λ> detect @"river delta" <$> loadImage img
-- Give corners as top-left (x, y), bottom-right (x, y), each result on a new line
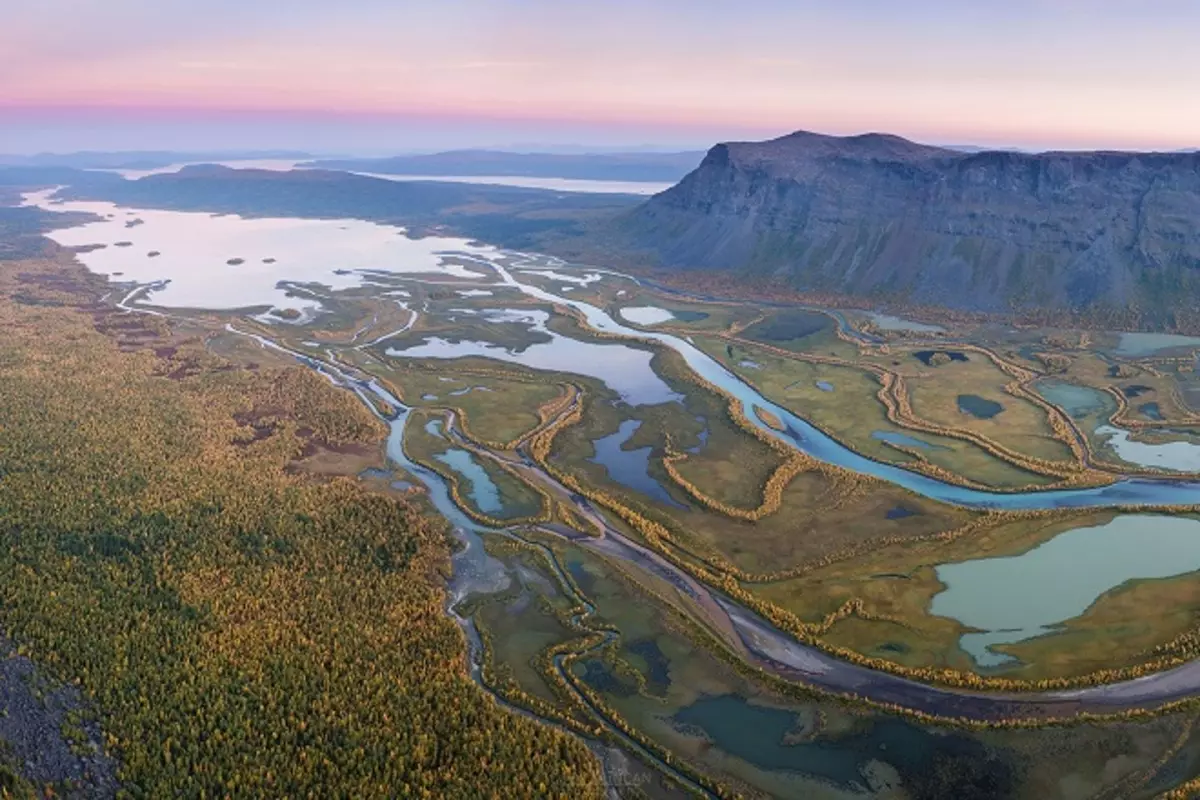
top-left (20, 186), bottom-right (1200, 798)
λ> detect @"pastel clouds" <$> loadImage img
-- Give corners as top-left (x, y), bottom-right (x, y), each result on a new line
top-left (2, 0), bottom-right (1198, 152)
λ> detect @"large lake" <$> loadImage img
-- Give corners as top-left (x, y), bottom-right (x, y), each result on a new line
top-left (930, 515), bottom-right (1200, 666)
top-left (25, 191), bottom-right (489, 313)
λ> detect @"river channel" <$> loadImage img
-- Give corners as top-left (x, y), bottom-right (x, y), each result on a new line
top-left (32, 191), bottom-right (1200, 729)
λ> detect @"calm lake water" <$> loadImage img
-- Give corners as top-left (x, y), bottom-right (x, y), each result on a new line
top-left (930, 515), bottom-right (1200, 666)
top-left (957, 394), bottom-right (1004, 419)
top-left (99, 161), bottom-right (672, 195)
top-left (386, 308), bottom-right (681, 406)
top-left (863, 311), bottom-right (946, 334)
top-left (25, 191), bottom-right (489, 312)
top-left (347, 172), bottom-right (672, 195)
top-left (434, 449), bottom-right (502, 513)
top-left (1116, 333), bottom-right (1200, 356)
top-left (671, 694), bottom-right (982, 789)
top-left (620, 306), bottom-right (675, 325)
top-left (1035, 380), bottom-right (1111, 419)
top-left (1095, 426), bottom-right (1200, 472)
top-left (589, 420), bottom-right (686, 508)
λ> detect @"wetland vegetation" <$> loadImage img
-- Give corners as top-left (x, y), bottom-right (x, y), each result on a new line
top-left (6, 185), bottom-right (1200, 796)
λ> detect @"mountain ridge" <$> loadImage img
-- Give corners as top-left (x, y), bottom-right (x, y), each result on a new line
top-left (618, 130), bottom-right (1200, 323)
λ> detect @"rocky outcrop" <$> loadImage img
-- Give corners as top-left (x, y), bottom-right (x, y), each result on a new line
top-left (621, 131), bottom-right (1200, 320)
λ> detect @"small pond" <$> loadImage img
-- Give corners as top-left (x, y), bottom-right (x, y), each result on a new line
top-left (886, 506), bottom-right (918, 520)
top-left (1035, 380), bottom-right (1110, 419)
top-left (744, 311), bottom-right (829, 343)
top-left (930, 514), bottom-right (1200, 666)
top-left (816, 380), bottom-right (834, 392)
top-left (1115, 332), bottom-right (1200, 357)
top-left (957, 394), bottom-right (1004, 419)
top-left (913, 350), bottom-right (968, 366)
top-left (620, 306), bottom-right (675, 325)
top-left (864, 312), bottom-right (946, 334)
top-left (1140, 402), bottom-right (1164, 421)
top-left (1095, 426), bottom-right (1200, 472)
top-left (672, 694), bottom-right (1007, 790)
top-left (589, 419), bottom-right (686, 508)
top-left (626, 639), bottom-right (671, 692)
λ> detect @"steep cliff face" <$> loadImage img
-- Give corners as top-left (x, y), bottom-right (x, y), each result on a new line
top-left (622, 131), bottom-right (1200, 317)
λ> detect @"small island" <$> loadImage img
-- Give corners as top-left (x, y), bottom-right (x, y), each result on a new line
top-left (262, 257), bottom-right (277, 264)
top-left (147, 251), bottom-right (161, 258)
top-left (226, 258), bottom-right (246, 266)
top-left (114, 241), bottom-right (133, 248)
top-left (124, 218), bottom-right (145, 229)
top-left (269, 307), bottom-right (302, 320)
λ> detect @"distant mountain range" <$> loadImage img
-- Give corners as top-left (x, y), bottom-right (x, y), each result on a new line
top-left (3, 164), bottom-right (636, 252)
top-left (10, 135), bottom-right (1200, 330)
top-left (304, 150), bottom-right (705, 182)
top-left (0, 151), bottom-right (316, 170)
top-left (617, 130), bottom-right (1200, 325)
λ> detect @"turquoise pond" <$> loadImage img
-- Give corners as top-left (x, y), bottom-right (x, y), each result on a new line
top-left (433, 449), bottom-right (502, 513)
top-left (1034, 379), bottom-right (1112, 419)
top-left (1115, 332), bottom-right (1200, 356)
top-left (929, 515), bottom-right (1200, 666)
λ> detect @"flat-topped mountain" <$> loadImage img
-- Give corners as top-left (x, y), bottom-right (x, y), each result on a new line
top-left (620, 130), bottom-right (1200, 322)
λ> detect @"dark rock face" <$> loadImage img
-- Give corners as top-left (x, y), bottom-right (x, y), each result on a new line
top-left (622, 131), bottom-right (1200, 318)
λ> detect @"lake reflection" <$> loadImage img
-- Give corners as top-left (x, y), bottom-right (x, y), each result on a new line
top-left (589, 420), bottom-right (686, 508)
top-left (434, 449), bottom-right (502, 513)
top-left (930, 515), bottom-right (1200, 666)
top-left (386, 309), bottom-right (681, 406)
top-left (24, 191), bottom-right (490, 313)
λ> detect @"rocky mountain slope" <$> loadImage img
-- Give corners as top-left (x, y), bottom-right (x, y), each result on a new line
top-left (620, 131), bottom-right (1200, 321)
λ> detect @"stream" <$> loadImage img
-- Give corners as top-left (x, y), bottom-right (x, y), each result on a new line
top-left (217, 247), bottom-right (1200, 722)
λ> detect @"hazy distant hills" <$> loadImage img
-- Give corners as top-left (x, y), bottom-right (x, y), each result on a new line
top-left (0, 151), bottom-right (315, 170)
top-left (619, 131), bottom-right (1200, 323)
top-left (37, 165), bottom-right (638, 250)
top-left (305, 150), bottom-right (705, 182)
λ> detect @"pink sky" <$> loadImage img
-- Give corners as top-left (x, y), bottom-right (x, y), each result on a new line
top-left (3, 1), bottom-right (1198, 153)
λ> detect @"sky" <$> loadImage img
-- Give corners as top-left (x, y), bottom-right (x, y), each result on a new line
top-left (2, 0), bottom-right (1198, 154)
